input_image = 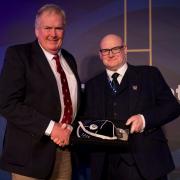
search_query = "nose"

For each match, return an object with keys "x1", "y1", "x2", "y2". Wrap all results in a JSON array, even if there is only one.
[
  {"x1": 108, "y1": 50, "x2": 113, "y2": 57},
  {"x1": 50, "y1": 28, "x2": 57, "y2": 37}
]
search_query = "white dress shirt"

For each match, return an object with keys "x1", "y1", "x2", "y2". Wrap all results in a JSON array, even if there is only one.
[
  {"x1": 39, "y1": 46, "x2": 78, "y2": 135},
  {"x1": 106, "y1": 63, "x2": 128, "y2": 84}
]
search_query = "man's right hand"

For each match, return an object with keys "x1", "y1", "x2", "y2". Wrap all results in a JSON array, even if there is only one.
[{"x1": 50, "y1": 122, "x2": 72, "y2": 147}]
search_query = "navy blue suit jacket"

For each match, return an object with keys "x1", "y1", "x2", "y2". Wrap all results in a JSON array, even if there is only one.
[
  {"x1": 0, "y1": 40, "x2": 81, "y2": 178},
  {"x1": 84, "y1": 64, "x2": 180, "y2": 180}
]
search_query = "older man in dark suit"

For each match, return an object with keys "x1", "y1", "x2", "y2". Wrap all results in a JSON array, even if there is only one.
[
  {"x1": 0, "y1": 4, "x2": 81, "y2": 180},
  {"x1": 83, "y1": 34, "x2": 180, "y2": 180}
]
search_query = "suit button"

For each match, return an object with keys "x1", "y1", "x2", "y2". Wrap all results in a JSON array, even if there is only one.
[
  {"x1": 113, "y1": 102, "x2": 117, "y2": 106},
  {"x1": 113, "y1": 112, "x2": 117, "y2": 117}
]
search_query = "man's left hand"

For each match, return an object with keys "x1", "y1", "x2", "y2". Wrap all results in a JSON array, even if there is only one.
[{"x1": 126, "y1": 115, "x2": 144, "y2": 134}]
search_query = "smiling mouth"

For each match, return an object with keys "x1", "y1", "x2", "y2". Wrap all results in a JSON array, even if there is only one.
[
  {"x1": 108, "y1": 58, "x2": 117, "y2": 61},
  {"x1": 49, "y1": 39, "x2": 58, "y2": 42},
  {"x1": 48, "y1": 40, "x2": 59, "y2": 44}
]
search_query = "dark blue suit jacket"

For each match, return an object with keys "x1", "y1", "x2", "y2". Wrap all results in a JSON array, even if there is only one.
[
  {"x1": 0, "y1": 40, "x2": 81, "y2": 178},
  {"x1": 84, "y1": 64, "x2": 180, "y2": 180}
]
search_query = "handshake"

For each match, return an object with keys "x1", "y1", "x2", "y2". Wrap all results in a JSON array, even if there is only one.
[{"x1": 50, "y1": 122, "x2": 73, "y2": 147}]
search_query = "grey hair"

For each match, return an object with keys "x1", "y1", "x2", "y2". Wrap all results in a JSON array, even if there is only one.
[{"x1": 35, "y1": 4, "x2": 66, "y2": 28}]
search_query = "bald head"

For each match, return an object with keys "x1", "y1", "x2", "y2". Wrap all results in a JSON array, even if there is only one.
[{"x1": 100, "y1": 34, "x2": 123, "y2": 49}]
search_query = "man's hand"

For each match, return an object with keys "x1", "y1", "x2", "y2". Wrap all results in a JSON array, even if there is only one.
[
  {"x1": 126, "y1": 115, "x2": 144, "y2": 134},
  {"x1": 50, "y1": 122, "x2": 72, "y2": 147}
]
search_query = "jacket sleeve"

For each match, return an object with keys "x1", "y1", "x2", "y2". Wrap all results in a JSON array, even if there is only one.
[
  {"x1": 142, "y1": 67, "x2": 180, "y2": 129},
  {"x1": 0, "y1": 47, "x2": 50, "y2": 137}
]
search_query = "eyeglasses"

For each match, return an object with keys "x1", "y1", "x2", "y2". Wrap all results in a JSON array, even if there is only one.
[{"x1": 100, "y1": 46, "x2": 124, "y2": 56}]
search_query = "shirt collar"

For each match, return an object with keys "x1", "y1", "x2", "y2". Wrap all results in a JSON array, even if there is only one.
[
  {"x1": 106, "y1": 63, "x2": 128, "y2": 80},
  {"x1": 38, "y1": 42, "x2": 61, "y2": 61}
]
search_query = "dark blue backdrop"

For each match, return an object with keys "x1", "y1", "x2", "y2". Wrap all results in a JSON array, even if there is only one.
[{"x1": 0, "y1": 0, "x2": 180, "y2": 179}]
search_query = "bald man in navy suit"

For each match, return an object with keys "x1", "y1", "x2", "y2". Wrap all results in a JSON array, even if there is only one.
[{"x1": 83, "y1": 34, "x2": 180, "y2": 180}]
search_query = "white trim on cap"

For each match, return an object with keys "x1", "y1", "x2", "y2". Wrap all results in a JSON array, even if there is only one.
[{"x1": 77, "y1": 121, "x2": 117, "y2": 140}]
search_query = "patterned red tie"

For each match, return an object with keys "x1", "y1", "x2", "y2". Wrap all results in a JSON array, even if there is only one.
[{"x1": 53, "y1": 54, "x2": 73, "y2": 124}]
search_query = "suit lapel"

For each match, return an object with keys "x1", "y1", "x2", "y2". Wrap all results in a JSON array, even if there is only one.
[
  {"x1": 101, "y1": 72, "x2": 108, "y2": 118},
  {"x1": 100, "y1": 68, "x2": 141, "y2": 117},
  {"x1": 116, "y1": 70, "x2": 129, "y2": 93},
  {"x1": 61, "y1": 49, "x2": 77, "y2": 78},
  {"x1": 127, "y1": 65, "x2": 141, "y2": 115}
]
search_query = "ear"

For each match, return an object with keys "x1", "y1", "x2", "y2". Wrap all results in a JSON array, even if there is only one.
[
  {"x1": 124, "y1": 45, "x2": 127, "y2": 55},
  {"x1": 35, "y1": 28, "x2": 39, "y2": 38},
  {"x1": 99, "y1": 51, "x2": 103, "y2": 60}
]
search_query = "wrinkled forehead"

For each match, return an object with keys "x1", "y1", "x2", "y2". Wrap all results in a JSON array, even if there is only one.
[
  {"x1": 100, "y1": 35, "x2": 123, "y2": 49},
  {"x1": 39, "y1": 10, "x2": 63, "y2": 20}
]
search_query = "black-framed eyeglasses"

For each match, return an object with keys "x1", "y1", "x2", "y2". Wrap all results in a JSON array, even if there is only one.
[{"x1": 99, "y1": 46, "x2": 124, "y2": 56}]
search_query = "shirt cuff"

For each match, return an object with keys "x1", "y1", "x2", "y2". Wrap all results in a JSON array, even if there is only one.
[
  {"x1": 139, "y1": 114, "x2": 146, "y2": 132},
  {"x1": 45, "y1": 120, "x2": 55, "y2": 136}
]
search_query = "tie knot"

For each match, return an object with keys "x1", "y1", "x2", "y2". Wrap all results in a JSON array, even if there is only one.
[
  {"x1": 112, "y1": 73, "x2": 119, "y2": 80},
  {"x1": 53, "y1": 54, "x2": 59, "y2": 61}
]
